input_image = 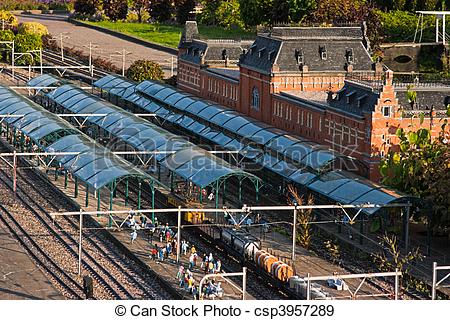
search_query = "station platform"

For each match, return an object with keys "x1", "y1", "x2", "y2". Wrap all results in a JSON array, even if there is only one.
[
  {"x1": 46, "y1": 170, "x2": 251, "y2": 300},
  {"x1": 0, "y1": 222, "x2": 63, "y2": 300}
]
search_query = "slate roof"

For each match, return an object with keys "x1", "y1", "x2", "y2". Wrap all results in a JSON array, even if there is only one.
[
  {"x1": 239, "y1": 26, "x2": 373, "y2": 75},
  {"x1": 179, "y1": 39, "x2": 251, "y2": 65},
  {"x1": 277, "y1": 80, "x2": 379, "y2": 118},
  {"x1": 270, "y1": 26, "x2": 364, "y2": 40},
  {"x1": 396, "y1": 88, "x2": 450, "y2": 111}
]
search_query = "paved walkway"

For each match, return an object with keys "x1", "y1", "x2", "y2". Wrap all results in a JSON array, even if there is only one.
[
  {"x1": 0, "y1": 223, "x2": 63, "y2": 299},
  {"x1": 17, "y1": 14, "x2": 177, "y2": 76}
]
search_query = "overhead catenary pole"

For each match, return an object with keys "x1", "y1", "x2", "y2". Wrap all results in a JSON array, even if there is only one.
[
  {"x1": 78, "y1": 209, "x2": 83, "y2": 276},
  {"x1": 292, "y1": 206, "x2": 298, "y2": 261},
  {"x1": 443, "y1": 13, "x2": 446, "y2": 45},
  {"x1": 432, "y1": 262, "x2": 437, "y2": 300},
  {"x1": 176, "y1": 206, "x2": 181, "y2": 263},
  {"x1": 12, "y1": 150, "x2": 17, "y2": 196},
  {"x1": 242, "y1": 267, "x2": 247, "y2": 300}
]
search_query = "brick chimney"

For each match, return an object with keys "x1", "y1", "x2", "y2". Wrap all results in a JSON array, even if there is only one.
[
  {"x1": 184, "y1": 21, "x2": 199, "y2": 43},
  {"x1": 385, "y1": 69, "x2": 393, "y2": 87}
]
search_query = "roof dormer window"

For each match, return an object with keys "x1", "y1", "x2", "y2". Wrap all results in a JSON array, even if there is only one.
[
  {"x1": 250, "y1": 44, "x2": 257, "y2": 54},
  {"x1": 222, "y1": 49, "x2": 228, "y2": 60},
  {"x1": 346, "y1": 91, "x2": 356, "y2": 104},
  {"x1": 346, "y1": 49, "x2": 354, "y2": 64},
  {"x1": 295, "y1": 49, "x2": 304, "y2": 65},
  {"x1": 319, "y1": 46, "x2": 327, "y2": 60},
  {"x1": 258, "y1": 47, "x2": 266, "y2": 58},
  {"x1": 268, "y1": 50, "x2": 276, "y2": 61}
]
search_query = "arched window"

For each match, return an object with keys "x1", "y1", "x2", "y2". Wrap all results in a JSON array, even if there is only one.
[{"x1": 251, "y1": 87, "x2": 260, "y2": 110}]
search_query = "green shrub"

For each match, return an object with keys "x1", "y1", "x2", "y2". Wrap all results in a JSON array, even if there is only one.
[
  {"x1": 126, "y1": 59, "x2": 164, "y2": 82},
  {"x1": 126, "y1": 11, "x2": 150, "y2": 23},
  {"x1": 0, "y1": 10, "x2": 18, "y2": 28},
  {"x1": 18, "y1": 22, "x2": 49, "y2": 37},
  {"x1": 0, "y1": 29, "x2": 14, "y2": 62},
  {"x1": 14, "y1": 33, "x2": 43, "y2": 66}
]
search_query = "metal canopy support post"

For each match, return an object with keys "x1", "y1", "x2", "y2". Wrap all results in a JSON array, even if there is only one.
[
  {"x1": 85, "y1": 185, "x2": 89, "y2": 207},
  {"x1": 404, "y1": 202, "x2": 410, "y2": 252},
  {"x1": 238, "y1": 178, "x2": 242, "y2": 204},
  {"x1": 109, "y1": 182, "x2": 113, "y2": 227},
  {"x1": 255, "y1": 179, "x2": 260, "y2": 204},
  {"x1": 97, "y1": 189, "x2": 101, "y2": 212},
  {"x1": 222, "y1": 180, "x2": 226, "y2": 205},
  {"x1": 292, "y1": 206, "x2": 298, "y2": 261},
  {"x1": 137, "y1": 181, "x2": 142, "y2": 210},
  {"x1": 151, "y1": 184, "x2": 155, "y2": 223},
  {"x1": 176, "y1": 206, "x2": 181, "y2": 263},
  {"x1": 125, "y1": 179, "x2": 129, "y2": 206},
  {"x1": 74, "y1": 177, "x2": 78, "y2": 198}
]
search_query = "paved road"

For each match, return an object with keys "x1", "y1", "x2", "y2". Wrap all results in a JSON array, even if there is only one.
[
  {"x1": 17, "y1": 14, "x2": 177, "y2": 76},
  {"x1": 0, "y1": 222, "x2": 63, "y2": 299}
]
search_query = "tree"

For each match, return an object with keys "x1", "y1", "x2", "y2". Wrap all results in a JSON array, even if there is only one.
[
  {"x1": 239, "y1": 0, "x2": 273, "y2": 27},
  {"x1": 311, "y1": 0, "x2": 367, "y2": 23},
  {"x1": 289, "y1": 0, "x2": 317, "y2": 23},
  {"x1": 199, "y1": 0, "x2": 222, "y2": 25},
  {"x1": 373, "y1": 233, "x2": 423, "y2": 293},
  {"x1": 287, "y1": 185, "x2": 314, "y2": 250},
  {"x1": 74, "y1": 0, "x2": 101, "y2": 15},
  {"x1": 103, "y1": 0, "x2": 128, "y2": 21},
  {"x1": 130, "y1": 0, "x2": 150, "y2": 22},
  {"x1": 126, "y1": 59, "x2": 164, "y2": 82},
  {"x1": 380, "y1": 125, "x2": 450, "y2": 234},
  {"x1": 215, "y1": 0, "x2": 244, "y2": 29},
  {"x1": 149, "y1": 0, "x2": 174, "y2": 22},
  {"x1": 175, "y1": 0, "x2": 196, "y2": 24},
  {"x1": 272, "y1": 0, "x2": 290, "y2": 24}
]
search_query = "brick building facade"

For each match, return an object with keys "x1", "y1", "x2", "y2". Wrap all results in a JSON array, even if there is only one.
[{"x1": 177, "y1": 22, "x2": 450, "y2": 181}]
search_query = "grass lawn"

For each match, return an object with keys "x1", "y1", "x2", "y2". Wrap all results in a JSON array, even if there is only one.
[{"x1": 84, "y1": 21, "x2": 255, "y2": 48}]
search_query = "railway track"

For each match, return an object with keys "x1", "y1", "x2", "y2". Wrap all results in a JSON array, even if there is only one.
[
  {"x1": 116, "y1": 179, "x2": 289, "y2": 300},
  {"x1": 0, "y1": 203, "x2": 85, "y2": 299},
  {"x1": 0, "y1": 139, "x2": 177, "y2": 300},
  {"x1": 42, "y1": 50, "x2": 109, "y2": 81}
]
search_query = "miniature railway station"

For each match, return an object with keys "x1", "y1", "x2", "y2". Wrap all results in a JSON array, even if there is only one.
[{"x1": 0, "y1": 67, "x2": 448, "y2": 300}]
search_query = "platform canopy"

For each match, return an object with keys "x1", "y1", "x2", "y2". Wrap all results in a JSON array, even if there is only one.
[
  {"x1": 0, "y1": 85, "x2": 159, "y2": 191},
  {"x1": 92, "y1": 75, "x2": 410, "y2": 215},
  {"x1": 0, "y1": 86, "x2": 77, "y2": 147},
  {"x1": 45, "y1": 83, "x2": 262, "y2": 190},
  {"x1": 27, "y1": 73, "x2": 63, "y2": 90},
  {"x1": 46, "y1": 134, "x2": 153, "y2": 190}
]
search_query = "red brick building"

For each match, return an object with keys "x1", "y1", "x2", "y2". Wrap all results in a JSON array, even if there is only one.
[{"x1": 177, "y1": 22, "x2": 450, "y2": 181}]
